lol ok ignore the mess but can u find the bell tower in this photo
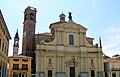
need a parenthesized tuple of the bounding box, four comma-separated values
(22, 6, 37, 56)
(13, 29, 19, 56)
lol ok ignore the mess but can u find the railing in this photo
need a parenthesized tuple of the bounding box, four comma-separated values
(13, 68, 19, 70)
(22, 68, 28, 70)
(13, 68, 28, 70)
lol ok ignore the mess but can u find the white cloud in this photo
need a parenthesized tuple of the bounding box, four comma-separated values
(103, 50, 120, 57)
(105, 27, 120, 33)
(103, 26, 120, 57)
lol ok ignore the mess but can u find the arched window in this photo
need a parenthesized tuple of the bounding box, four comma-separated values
(69, 35, 74, 45)
(30, 13, 34, 20)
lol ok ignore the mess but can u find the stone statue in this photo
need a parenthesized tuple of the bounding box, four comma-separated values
(68, 12, 72, 20)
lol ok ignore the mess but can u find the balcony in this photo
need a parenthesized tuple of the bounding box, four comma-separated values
(13, 68, 19, 70)
(13, 68, 28, 70)
(111, 68, 120, 71)
(22, 68, 28, 70)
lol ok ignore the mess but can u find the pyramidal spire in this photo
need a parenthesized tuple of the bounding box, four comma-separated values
(99, 37, 102, 48)
(15, 29, 19, 38)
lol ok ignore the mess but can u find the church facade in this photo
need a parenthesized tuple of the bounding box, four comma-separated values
(35, 13, 104, 77)
(21, 6, 104, 77)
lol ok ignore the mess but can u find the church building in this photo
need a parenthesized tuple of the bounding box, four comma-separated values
(35, 12, 104, 77)
(21, 6, 104, 77)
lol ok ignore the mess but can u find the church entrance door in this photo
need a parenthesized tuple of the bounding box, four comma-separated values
(70, 67, 75, 77)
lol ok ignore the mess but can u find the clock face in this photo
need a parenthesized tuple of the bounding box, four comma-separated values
(29, 25, 34, 31)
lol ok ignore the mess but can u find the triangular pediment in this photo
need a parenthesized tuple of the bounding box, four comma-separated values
(55, 21, 87, 31)
(67, 21, 87, 30)
(49, 20, 87, 32)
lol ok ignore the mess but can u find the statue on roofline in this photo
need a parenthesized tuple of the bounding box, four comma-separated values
(68, 12, 72, 20)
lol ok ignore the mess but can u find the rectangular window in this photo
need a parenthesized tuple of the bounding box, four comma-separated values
(4, 46, 6, 54)
(2, 42, 4, 51)
(13, 64, 19, 70)
(22, 64, 28, 70)
(69, 35, 74, 45)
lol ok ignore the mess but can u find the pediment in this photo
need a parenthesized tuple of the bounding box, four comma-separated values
(56, 21, 87, 31)
(67, 21, 87, 30)
(49, 21, 87, 33)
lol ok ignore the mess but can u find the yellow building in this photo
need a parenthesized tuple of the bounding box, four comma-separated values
(0, 10, 11, 77)
(104, 55, 120, 77)
(35, 13, 104, 77)
(8, 55, 32, 77)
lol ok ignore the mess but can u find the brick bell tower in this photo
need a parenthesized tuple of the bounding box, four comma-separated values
(22, 6, 37, 76)
(22, 6, 37, 56)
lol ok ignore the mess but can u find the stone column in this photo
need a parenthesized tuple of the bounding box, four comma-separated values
(62, 57, 65, 72)
(85, 57, 88, 72)
(79, 56, 82, 77)
(41, 52, 44, 72)
(56, 56, 66, 77)
(57, 57, 59, 72)
(80, 57, 82, 71)
(4, 68, 6, 77)
(62, 31, 64, 44)
(40, 52, 44, 77)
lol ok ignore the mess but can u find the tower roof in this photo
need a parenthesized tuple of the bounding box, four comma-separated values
(25, 6, 37, 12)
(15, 29, 19, 38)
(59, 12, 66, 22)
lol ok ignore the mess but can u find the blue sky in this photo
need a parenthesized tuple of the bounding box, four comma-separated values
(0, 0, 120, 57)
